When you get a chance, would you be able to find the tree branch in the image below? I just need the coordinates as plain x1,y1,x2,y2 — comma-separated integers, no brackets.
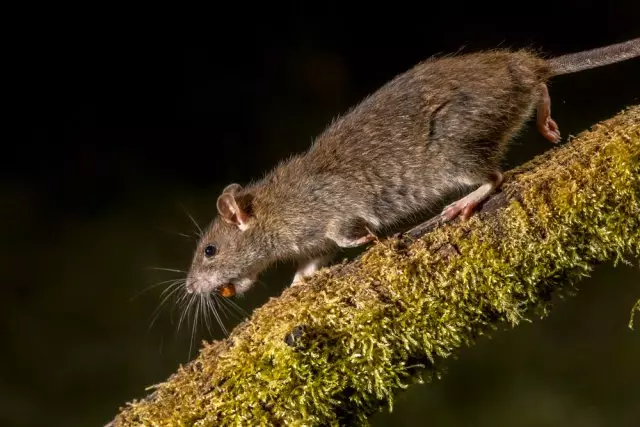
109,106,640,426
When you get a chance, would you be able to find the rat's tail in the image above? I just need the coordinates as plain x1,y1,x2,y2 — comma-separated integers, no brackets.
548,37,640,76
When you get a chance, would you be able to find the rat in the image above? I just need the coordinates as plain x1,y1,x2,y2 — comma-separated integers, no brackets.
185,37,639,297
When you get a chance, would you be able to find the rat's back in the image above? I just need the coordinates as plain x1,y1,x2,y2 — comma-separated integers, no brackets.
275,49,549,230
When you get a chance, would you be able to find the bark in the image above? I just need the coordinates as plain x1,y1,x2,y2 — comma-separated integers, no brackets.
109,106,640,427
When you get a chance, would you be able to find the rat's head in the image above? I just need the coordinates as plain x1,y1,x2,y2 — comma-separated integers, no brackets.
185,183,268,296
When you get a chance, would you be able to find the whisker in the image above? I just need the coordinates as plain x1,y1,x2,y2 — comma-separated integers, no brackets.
202,295,211,334
172,293,188,325
189,296,201,358
130,278,184,302
145,267,186,273
158,277,186,286
179,203,203,237
148,284,184,331
219,302,243,322
177,292,197,336
159,280,186,299
201,293,212,334
209,294,229,335
175,290,191,308
154,226,197,240
212,293,233,320
220,295,250,319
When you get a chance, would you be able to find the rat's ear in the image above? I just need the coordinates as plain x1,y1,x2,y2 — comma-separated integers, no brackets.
216,190,253,230
222,183,242,195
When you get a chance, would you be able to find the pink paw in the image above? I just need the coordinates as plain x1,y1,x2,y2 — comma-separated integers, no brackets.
441,200,474,222
538,117,561,144
354,232,376,245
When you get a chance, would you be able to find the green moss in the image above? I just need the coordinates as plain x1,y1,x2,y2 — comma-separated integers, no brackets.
111,106,640,427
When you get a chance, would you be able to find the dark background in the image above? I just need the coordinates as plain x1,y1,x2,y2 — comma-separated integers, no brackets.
3,4,640,426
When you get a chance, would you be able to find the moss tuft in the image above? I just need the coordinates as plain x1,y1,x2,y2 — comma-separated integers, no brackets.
111,106,640,426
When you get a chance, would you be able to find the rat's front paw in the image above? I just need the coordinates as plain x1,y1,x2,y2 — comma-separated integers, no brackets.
291,253,334,287
331,231,376,248
290,274,304,287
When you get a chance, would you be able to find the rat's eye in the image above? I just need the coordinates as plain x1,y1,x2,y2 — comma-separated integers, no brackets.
204,244,217,258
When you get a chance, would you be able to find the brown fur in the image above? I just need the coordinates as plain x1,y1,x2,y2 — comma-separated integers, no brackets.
185,43,638,295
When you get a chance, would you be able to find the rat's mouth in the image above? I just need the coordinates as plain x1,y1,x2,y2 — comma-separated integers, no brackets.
216,274,258,297
218,283,236,297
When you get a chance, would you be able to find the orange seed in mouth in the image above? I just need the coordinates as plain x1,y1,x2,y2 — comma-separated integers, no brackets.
219,283,236,297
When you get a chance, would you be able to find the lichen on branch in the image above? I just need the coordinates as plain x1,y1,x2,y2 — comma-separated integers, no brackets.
110,106,640,427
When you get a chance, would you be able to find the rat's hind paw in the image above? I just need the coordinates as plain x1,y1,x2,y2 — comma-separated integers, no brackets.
536,83,561,144
441,172,503,222
441,200,475,222
538,116,561,144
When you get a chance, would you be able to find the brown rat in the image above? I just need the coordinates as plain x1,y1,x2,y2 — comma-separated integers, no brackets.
185,38,639,297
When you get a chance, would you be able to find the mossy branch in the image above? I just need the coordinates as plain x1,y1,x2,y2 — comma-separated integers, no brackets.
110,106,640,427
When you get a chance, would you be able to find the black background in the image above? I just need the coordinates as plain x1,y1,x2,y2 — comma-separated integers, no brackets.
3,3,640,426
